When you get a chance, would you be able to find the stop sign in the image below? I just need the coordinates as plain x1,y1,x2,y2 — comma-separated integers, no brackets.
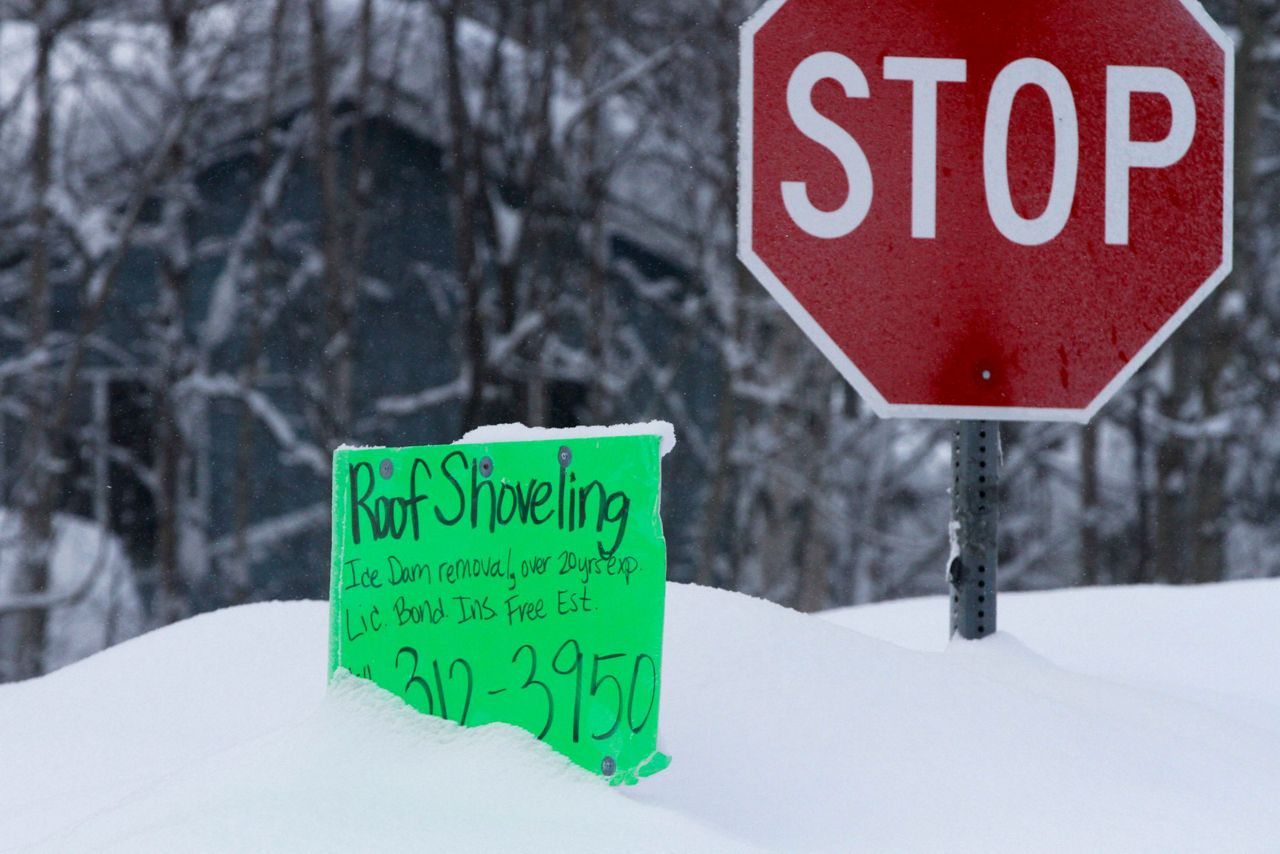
739,0,1233,421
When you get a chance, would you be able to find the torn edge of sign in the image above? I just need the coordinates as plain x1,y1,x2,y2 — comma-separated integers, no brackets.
458,421,677,458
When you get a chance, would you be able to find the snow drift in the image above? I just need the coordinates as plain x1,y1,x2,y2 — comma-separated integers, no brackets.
3,581,1278,852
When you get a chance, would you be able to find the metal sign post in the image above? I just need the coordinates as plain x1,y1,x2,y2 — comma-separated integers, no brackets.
949,421,998,639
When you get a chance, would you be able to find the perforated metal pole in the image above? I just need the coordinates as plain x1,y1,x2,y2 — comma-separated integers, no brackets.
949,421,998,639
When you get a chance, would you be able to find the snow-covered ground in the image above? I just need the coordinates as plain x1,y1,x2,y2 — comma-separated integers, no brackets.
823,580,1280,737
2,580,1278,853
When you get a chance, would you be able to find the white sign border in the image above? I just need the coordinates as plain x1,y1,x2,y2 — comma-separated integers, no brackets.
738,0,1235,424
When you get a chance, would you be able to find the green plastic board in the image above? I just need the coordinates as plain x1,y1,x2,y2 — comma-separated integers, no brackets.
329,434,670,783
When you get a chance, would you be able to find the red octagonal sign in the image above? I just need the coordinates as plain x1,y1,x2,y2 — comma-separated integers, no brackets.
740,0,1233,421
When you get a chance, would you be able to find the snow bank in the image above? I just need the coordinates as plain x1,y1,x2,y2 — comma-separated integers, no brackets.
0,600,737,853
648,583,1280,852
823,579,1280,734
3,582,1279,852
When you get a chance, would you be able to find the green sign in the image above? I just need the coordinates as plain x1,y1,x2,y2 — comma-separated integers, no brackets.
329,434,670,783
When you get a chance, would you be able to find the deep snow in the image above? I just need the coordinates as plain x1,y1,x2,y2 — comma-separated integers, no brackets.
2,581,1279,852
823,580,1280,736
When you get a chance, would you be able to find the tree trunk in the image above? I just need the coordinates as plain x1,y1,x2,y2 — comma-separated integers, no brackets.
5,21,57,681
230,0,291,605
1130,384,1152,585
1079,423,1101,586
436,2,487,432
1155,344,1192,584
308,0,354,447
153,2,194,624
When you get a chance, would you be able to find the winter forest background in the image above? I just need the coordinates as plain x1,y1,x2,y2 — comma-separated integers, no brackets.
0,0,1277,682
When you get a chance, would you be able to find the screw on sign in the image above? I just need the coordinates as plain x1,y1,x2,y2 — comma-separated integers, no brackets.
738,0,1233,637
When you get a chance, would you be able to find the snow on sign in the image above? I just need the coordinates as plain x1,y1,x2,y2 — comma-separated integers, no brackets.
739,0,1233,421
329,433,671,784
